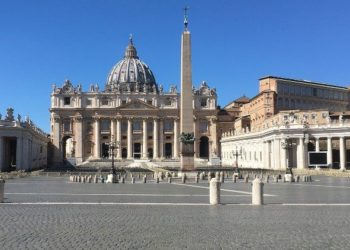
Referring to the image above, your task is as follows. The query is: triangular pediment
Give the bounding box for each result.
[118,99,157,110]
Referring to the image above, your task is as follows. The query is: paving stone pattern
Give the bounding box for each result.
[0,176,350,249]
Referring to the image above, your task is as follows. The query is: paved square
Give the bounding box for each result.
[1,175,350,249]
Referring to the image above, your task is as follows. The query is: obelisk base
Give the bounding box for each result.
[180,142,194,171]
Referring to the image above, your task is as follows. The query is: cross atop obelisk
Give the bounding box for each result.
[180,7,195,171]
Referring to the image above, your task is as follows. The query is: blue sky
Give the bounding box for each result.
[1,0,350,132]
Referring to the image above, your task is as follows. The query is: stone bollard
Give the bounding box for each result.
[208,175,212,182]
[168,177,172,183]
[199,173,204,180]
[182,175,186,184]
[120,177,125,184]
[252,178,264,205]
[265,175,269,183]
[209,178,221,205]
[82,176,86,183]
[0,179,5,203]
[273,175,278,183]
[93,175,98,183]
[131,177,135,184]
[219,173,224,183]
[244,175,249,183]
[143,175,147,183]
[156,177,159,183]
[195,175,199,183]
[282,175,286,183]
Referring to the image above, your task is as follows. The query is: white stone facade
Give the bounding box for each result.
[221,110,350,170]
[0,108,49,171]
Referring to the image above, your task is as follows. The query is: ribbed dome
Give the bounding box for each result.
[106,37,158,93]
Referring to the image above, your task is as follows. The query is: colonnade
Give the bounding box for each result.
[222,135,349,170]
[90,117,180,160]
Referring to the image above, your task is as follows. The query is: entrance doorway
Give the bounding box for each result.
[148,148,153,159]
[165,143,172,158]
[101,143,109,158]
[122,148,127,159]
[199,136,209,159]
[3,137,16,171]
[133,143,141,159]
[62,136,73,159]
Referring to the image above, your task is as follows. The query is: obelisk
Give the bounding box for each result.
[180,8,195,171]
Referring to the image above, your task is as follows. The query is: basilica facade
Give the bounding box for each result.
[50,37,221,165]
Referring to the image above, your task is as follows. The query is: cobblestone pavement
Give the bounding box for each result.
[1,175,350,249]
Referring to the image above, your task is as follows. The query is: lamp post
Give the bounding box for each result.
[233,148,242,175]
[281,137,296,177]
[107,136,120,176]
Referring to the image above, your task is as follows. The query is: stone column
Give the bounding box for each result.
[267,141,273,169]
[127,119,132,159]
[327,137,332,168]
[94,118,100,159]
[0,136,4,171]
[153,119,158,159]
[193,118,198,158]
[53,116,62,163]
[210,118,218,156]
[339,137,346,170]
[274,139,280,169]
[315,137,320,152]
[297,137,306,169]
[173,118,179,159]
[142,119,148,159]
[280,141,287,170]
[159,119,164,159]
[111,119,116,140]
[74,116,83,164]
[116,119,122,159]
[16,136,23,170]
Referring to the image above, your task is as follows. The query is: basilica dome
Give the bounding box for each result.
[106,37,158,93]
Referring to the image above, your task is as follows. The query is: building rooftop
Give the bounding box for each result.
[259,75,349,90]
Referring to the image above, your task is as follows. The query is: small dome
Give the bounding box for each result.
[106,37,158,93]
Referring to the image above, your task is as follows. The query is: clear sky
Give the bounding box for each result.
[1,0,350,133]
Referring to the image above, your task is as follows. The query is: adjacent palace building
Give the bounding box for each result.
[221,76,350,171]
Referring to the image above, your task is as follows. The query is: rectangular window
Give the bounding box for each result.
[63,120,71,132]
[64,97,71,105]
[121,121,127,132]
[199,121,208,133]
[164,120,173,132]
[200,98,208,107]
[86,99,92,106]
[101,99,109,106]
[133,121,142,131]
[101,119,110,132]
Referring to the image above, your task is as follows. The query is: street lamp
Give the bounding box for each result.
[107,136,120,176]
[232,147,242,175]
[281,137,296,177]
